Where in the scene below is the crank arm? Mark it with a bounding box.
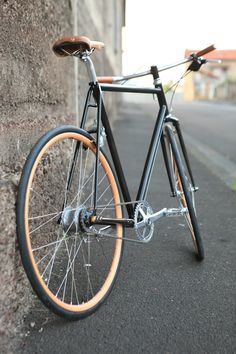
[136,207,188,229]
[91,207,187,230]
[91,216,134,227]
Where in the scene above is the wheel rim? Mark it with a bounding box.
[24,132,122,313]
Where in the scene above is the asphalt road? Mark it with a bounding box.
[174,100,236,165]
[171,99,236,189]
[18,99,236,354]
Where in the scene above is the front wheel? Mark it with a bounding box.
[165,125,204,260]
[17,126,124,319]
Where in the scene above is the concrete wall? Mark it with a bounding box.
[0,1,124,351]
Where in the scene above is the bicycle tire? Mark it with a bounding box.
[165,125,204,260]
[17,125,124,319]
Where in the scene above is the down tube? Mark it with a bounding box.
[136,105,166,201]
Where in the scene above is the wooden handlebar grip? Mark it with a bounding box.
[196,44,216,57]
[97,76,113,83]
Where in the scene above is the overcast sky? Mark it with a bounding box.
[123,0,235,82]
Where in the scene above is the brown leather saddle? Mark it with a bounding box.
[52,36,105,57]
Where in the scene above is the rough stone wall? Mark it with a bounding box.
[0,1,124,352]
[76,0,124,120]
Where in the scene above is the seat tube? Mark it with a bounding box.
[93,85,102,214]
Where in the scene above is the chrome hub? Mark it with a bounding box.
[61,206,89,233]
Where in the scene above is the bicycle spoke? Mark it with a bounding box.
[63,139,77,206]
[98,196,114,216]
[29,212,61,235]
[41,239,64,281]
[56,238,84,298]
[33,237,65,252]
[29,211,61,221]
[96,183,111,204]
[46,230,62,286]
[30,187,58,213]
[82,167,106,207]
[78,233,94,300]
[70,234,80,304]
[62,239,74,302]
[69,165,100,207]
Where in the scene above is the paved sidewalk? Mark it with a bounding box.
[18,101,236,354]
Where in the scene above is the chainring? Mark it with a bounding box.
[134,201,154,243]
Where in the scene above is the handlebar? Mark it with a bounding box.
[97,44,217,83]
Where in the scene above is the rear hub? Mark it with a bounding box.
[61,206,92,233]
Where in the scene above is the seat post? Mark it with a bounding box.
[80,54,97,84]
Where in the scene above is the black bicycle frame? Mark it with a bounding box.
[81,66,196,222]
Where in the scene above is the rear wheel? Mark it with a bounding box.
[17,126,124,319]
[165,126,204,260]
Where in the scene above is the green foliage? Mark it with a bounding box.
[163,80,174,93]
[231,181,236,192]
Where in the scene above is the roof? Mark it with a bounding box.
[185,48,236,60]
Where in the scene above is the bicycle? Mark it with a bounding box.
[16,35,216,319]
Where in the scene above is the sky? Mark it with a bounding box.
[122,0,235,83]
